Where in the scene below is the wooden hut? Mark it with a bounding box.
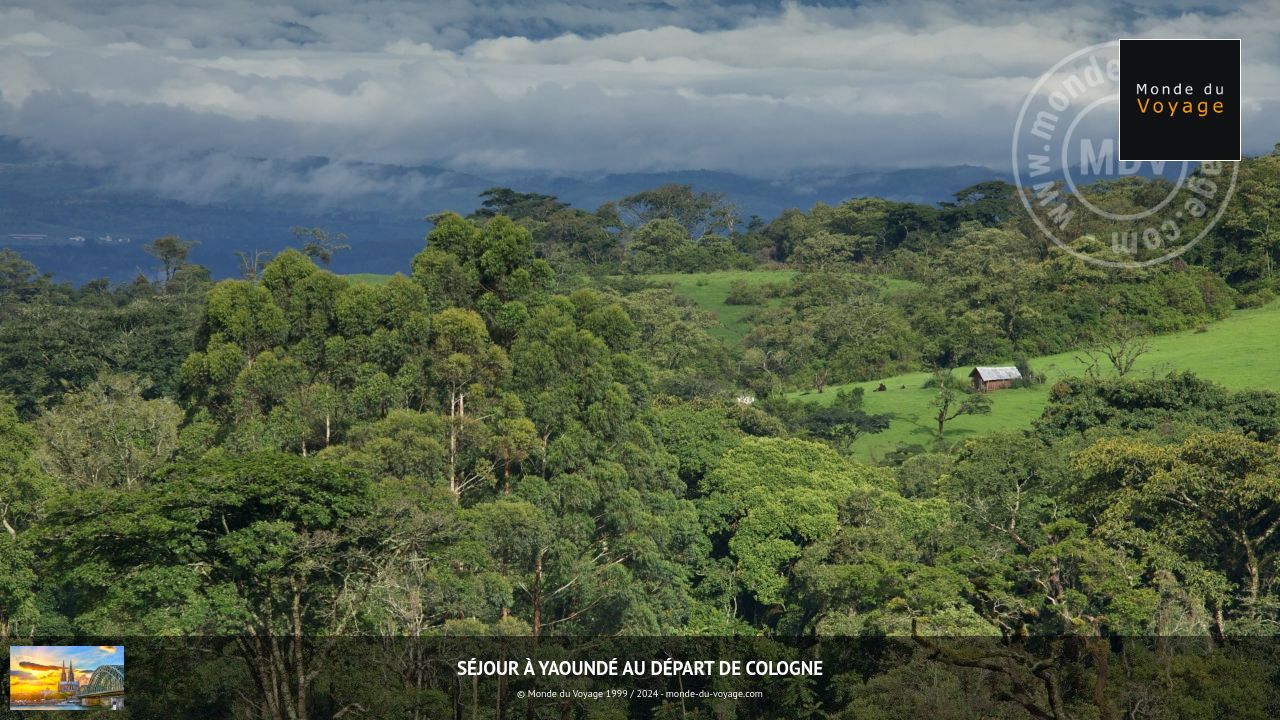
[969,366,1022,392]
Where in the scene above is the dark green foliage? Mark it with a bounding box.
[0,249,47,307]
[143,235,198,281]
[724,279,780,305]
[1013,355,1044,387]
[760,388,892,453]
[1037,372,1280,442]
[0,269,205,418]
[938,180,1018,227]
[470,187,569,222]
[743,271,917,390]
[615,183,738,239]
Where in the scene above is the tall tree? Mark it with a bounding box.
[291,227,351,267]
[0,398,49,538]
[470,188,568,222]
[615,184,738,238]
[1077,432,1280,631]
[47,452,375,720]
[701,437,894,611]
[36,374,183,489]
[144,235,198,282]
[428,308,511,499]
[931,369,991,440]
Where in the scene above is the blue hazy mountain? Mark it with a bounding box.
[0,138,1006,283]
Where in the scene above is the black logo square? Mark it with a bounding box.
[1119,39,1240,161]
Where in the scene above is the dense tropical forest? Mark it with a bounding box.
[3,151,1280,718]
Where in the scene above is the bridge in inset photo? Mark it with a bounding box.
[77,664,125,709]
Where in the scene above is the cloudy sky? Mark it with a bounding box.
[2,0,1279,185]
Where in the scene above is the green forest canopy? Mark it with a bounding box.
[3,158,1280,718]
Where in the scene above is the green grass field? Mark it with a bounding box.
[346,269,794,341]
[639,270,796,343]
[640,270,919,344]
[348,269,794,342]
[792,300,1280,463]
[353,268,915,345]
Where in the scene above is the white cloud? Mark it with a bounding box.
[0,0,1276,196]
[0,49,51,103]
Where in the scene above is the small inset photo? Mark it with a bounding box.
[8,646,125,711]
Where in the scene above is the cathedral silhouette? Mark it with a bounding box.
[57,661,81,695]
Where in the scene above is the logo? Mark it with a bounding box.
[1119,39,1241,162]
[1012,41,1238,268]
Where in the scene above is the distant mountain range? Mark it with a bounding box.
[0,136,1006,283]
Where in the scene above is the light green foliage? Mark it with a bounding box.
[431,308,509,386]
[429,307,513,497]
[627,218,695,273]
[652,404,743,488]
[36,374,183,489]
[185,254,435,451]
[1077,432,1280,631]
[0,398,46,638]
[702,437,893,605]
[784,482,980,636]
[203,279,287,361]
[342,272,392,285]
[412,212,552,312]
[0,398,49,535]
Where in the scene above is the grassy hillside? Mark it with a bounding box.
[639,270,920,344]
[350,269,796,342]
[792,300,1280,463]
[639,270,796,343]
[351,268,924,345]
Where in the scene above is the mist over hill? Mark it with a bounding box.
[0,138,1005,283]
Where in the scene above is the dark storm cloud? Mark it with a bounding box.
[1,0,1277,201]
